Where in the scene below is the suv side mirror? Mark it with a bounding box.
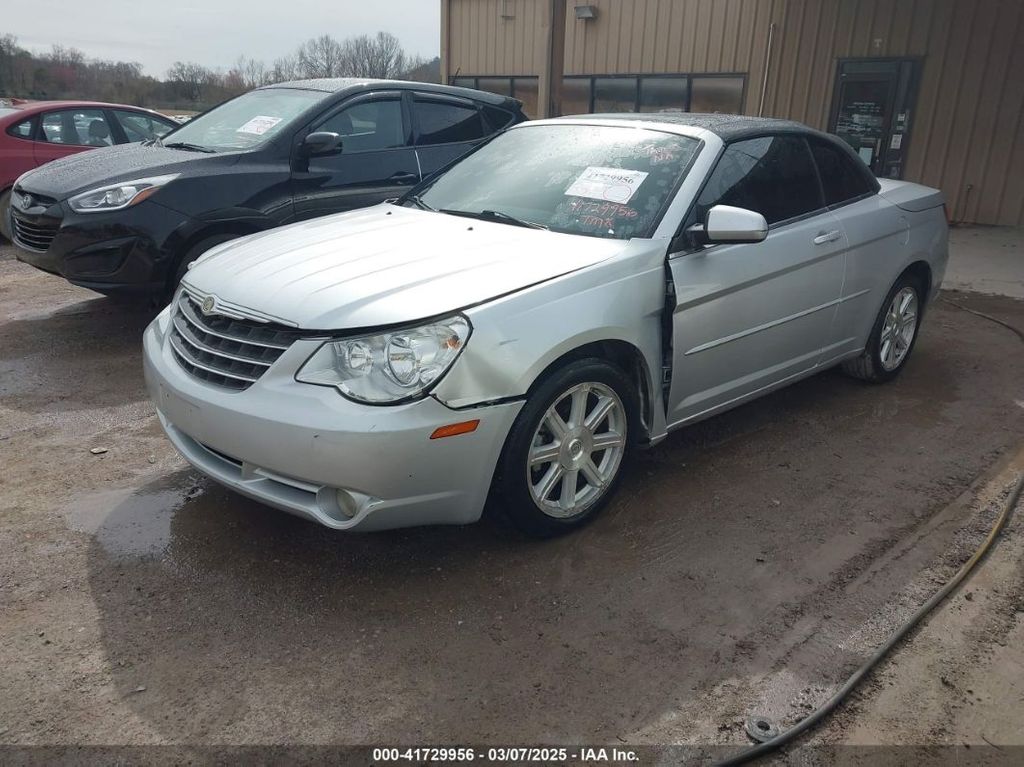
[301,131,343,157]
[689,204,769,245]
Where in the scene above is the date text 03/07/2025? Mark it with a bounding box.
[372,746,640,762]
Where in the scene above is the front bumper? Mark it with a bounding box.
[142,313,522,531]
[12,196,188,295]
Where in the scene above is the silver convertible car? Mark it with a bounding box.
[143,114,948,537]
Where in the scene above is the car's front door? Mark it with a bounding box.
[411,93,491,178]
[291,93,419,221]
[666,134,847,427]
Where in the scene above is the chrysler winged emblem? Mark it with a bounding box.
[201,295,217,315]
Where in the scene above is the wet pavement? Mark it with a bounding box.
[1,243,1023,748]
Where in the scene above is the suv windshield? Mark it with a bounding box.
[161,88,326,152]
[414,123,701,239]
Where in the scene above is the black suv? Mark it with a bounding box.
[9,79,526,298]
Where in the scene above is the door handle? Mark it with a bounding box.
[388,172,419,184]
[813,230,842,245]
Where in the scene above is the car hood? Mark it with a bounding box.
[183,205,628,329]
[16,143,234,199]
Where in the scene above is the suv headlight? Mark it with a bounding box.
[68,173,179,213]
[296,315,471,404]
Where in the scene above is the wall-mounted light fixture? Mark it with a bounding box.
[500,0,514,19]
[574,5,598,20]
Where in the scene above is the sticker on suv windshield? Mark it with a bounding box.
[564,167,649,204]
[236,115,283,135]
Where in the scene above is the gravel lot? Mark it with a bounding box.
[1,240,1023,756]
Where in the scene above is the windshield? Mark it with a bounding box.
[162,88,326,152]
[413,123,701,239]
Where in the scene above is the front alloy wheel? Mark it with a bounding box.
[497,358,638,537]
[527,382,627,517]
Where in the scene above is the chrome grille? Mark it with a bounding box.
[12,215,59,251]
[169,293,310,391]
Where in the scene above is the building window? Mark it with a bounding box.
[593,77,637,113]
[639,77,689,112]
[451,73,745,117]
[561,78,591,115]
[563,74,745,115]
[690,76,746,114]
[449,76,541,118]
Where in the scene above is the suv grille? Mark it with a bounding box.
[12,215,59,251]
[169,293,311,391]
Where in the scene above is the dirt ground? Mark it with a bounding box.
[1,240,1023,761]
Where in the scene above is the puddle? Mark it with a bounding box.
[68,475,204,558]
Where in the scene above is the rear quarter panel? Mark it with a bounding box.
[829,191,947,360]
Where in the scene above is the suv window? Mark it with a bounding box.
[318,98,405,152]
[414,98,485,145]
[41,109,113,147]
[114,110,176,142]
[696,135,824,226]
[809,138,875,206]
[482,105,515,132]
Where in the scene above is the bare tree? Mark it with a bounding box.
[167,61,215,103]
[229,56,270,89]
[297,35,347,78]
[343,32,408,79]
[271,54,301,83]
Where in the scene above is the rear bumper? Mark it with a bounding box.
[143,313,522,531]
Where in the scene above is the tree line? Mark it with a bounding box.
[0,32,440,111]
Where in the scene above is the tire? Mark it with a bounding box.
[496,358,639,538]
[842,272,925,383]
[0,188,12,242]
[165,233,238,302]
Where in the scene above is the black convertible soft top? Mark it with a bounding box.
[578,112,880,192]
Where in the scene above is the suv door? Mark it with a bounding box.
[411,93,490,178]
[291,93,418,221]
[665,134,847,426]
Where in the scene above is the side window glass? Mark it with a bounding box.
[317,99,405,153]
[115,111,175,142]
[41,109,113,147]
[414,99,485,146]
[8,119,32,139]
[696,135,823,225]
[809,139,874,206]
[482,105,513,132]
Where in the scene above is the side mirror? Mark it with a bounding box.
[690,204,768,245]
[301,131,343,157]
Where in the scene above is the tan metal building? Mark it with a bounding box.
[441,0,1024,226]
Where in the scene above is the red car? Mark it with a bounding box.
[0,100,178,240]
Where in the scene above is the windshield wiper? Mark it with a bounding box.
[404,194,436,211]
[438,208,548,230]
[163,141,216,154]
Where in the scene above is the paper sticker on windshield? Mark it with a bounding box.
[565,167,649,204]
[236,115,283,135]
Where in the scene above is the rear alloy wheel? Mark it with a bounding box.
[842,273,924,383]
[879,286,919,372]
[497,359,637,537]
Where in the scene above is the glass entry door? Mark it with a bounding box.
[829,59,919,179]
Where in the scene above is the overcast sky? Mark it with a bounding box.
[5,0,441,77]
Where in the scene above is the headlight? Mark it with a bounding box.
[296,315,471,404]
[68,174,179,214]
